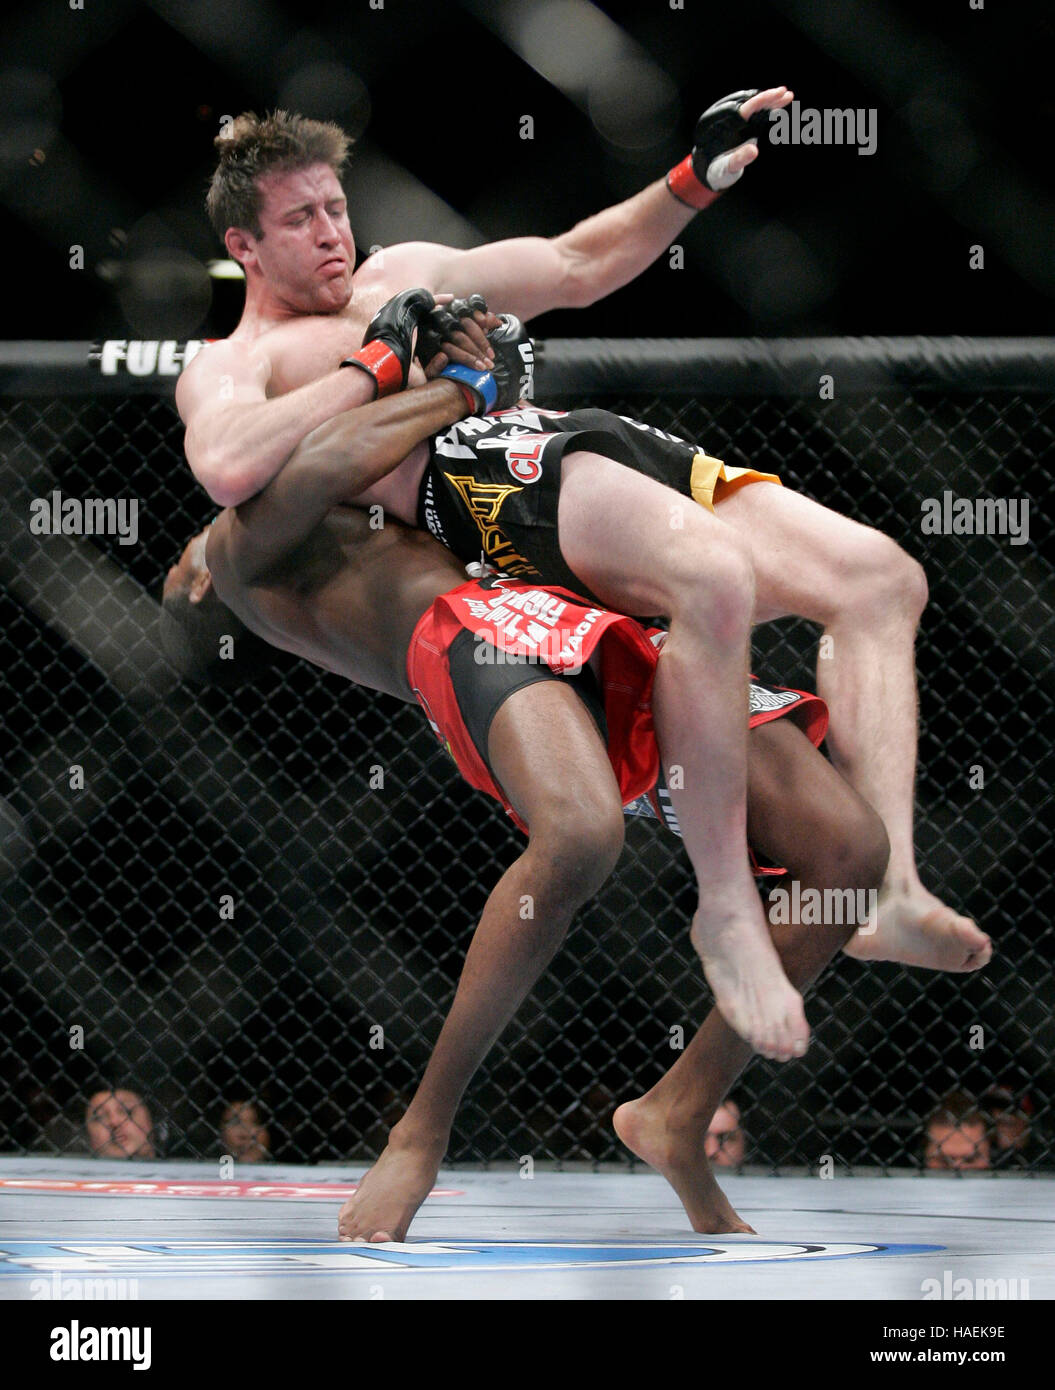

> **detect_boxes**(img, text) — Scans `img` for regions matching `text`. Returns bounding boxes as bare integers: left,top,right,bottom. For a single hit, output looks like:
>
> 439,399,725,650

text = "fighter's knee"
862,808,891,890
871,536,927,617
528,801,625,904
816,799,890,892
895,549,929,618
555,816,625,900
846,800,890,890
840,532,928,621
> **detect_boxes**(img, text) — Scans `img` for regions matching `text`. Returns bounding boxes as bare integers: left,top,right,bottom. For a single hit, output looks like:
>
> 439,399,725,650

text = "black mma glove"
339,287,435,397
667,89,775,208
440,314,534,414
486,314,535,410
416,293,490,370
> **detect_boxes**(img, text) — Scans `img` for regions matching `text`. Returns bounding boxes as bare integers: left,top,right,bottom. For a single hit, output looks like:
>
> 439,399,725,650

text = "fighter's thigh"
487,677,624,845
558,450,747,615
716,482,893,625
747,718,889,885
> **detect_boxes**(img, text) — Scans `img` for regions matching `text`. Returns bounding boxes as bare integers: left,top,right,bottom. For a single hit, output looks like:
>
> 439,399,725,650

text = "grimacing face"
227,162,356,315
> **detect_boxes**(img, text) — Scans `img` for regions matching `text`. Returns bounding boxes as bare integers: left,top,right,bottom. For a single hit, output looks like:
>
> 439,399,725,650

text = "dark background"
2,0,1054,340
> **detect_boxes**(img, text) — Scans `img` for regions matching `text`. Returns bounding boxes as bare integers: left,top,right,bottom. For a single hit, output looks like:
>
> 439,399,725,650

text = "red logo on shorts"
505,436,547,483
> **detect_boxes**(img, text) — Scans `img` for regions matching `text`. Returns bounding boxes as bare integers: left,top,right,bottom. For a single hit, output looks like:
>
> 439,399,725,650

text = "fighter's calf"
746,717,890,937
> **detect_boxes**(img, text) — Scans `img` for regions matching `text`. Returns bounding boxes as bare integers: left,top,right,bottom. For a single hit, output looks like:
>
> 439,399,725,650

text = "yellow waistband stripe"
688,452,783,512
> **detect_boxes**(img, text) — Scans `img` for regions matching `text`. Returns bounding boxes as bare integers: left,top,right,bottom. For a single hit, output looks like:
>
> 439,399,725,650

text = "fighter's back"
209,504,468,701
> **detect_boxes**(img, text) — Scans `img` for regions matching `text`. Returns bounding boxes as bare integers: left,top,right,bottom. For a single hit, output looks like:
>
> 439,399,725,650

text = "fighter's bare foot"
613,1097,755,1234
337,1130,446,1243
844,885,992,972
690,905,809,1061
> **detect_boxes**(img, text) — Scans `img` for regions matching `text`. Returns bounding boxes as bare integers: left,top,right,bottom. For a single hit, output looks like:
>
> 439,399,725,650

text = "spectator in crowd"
924,1090,990,1171
705,1097,746,1168
219,1100,272,1163
981,1086,1032,1167
85,1088,156,1159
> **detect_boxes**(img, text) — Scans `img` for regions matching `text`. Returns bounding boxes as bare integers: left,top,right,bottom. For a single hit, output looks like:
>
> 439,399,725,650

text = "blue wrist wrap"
439,363,497,413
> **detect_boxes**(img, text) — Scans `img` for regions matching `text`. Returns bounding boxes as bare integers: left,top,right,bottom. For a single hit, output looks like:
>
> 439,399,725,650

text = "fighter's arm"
178,292,492,509
370,181,694,322
177,337,376,508
210,378,471,587
367,88,792,321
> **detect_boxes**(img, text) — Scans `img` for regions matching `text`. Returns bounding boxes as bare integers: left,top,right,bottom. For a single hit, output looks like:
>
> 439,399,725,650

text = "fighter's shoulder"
176,335,272,405
353,240,457,291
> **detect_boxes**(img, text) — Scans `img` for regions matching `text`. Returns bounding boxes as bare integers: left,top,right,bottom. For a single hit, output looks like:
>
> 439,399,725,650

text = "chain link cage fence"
0,337,1051,1172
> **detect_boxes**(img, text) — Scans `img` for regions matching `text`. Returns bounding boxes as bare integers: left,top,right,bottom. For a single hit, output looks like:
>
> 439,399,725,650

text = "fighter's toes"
926,908,991,972
754,998,809,1063
960,933,993,972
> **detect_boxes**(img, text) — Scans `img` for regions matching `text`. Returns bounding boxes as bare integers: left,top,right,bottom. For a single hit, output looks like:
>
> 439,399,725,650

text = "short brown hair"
927,1090,987,1132
206,110,352,241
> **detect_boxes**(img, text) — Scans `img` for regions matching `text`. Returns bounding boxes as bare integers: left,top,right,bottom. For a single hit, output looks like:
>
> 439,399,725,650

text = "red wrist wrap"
666,154,711,210
350,340,403,397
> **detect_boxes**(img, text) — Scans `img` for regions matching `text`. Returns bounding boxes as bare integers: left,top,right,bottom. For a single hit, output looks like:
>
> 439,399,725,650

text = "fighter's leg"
339,677,624,1242
615,717,889,1232
715,482,990,971
558,450,807,1061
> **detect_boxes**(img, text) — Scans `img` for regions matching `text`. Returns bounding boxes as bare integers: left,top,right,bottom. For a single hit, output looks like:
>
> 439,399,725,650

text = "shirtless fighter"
163,369,889,1240
177,92,989,1053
